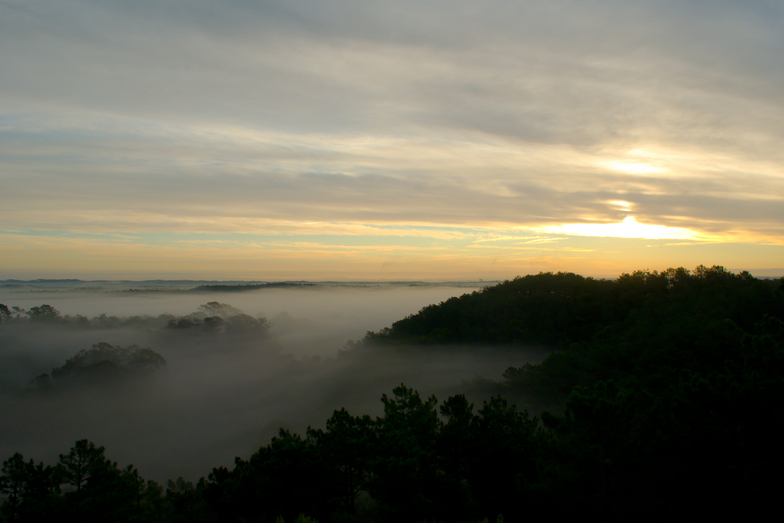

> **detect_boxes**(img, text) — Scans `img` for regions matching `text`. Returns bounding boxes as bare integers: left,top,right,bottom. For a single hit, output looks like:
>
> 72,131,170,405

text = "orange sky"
2,1,783,280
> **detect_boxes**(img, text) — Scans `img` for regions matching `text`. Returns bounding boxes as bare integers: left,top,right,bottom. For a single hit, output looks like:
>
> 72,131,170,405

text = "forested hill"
363,265,783,347
2,266,783,521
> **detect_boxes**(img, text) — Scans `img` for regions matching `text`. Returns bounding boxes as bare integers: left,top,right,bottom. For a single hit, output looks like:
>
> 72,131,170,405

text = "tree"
308,408,375,514
438,394,476,488
0,453,27,520
436,394,478,520
58,440,106,494
379,384,439,449
0,303,11,325
0,453,61,521
228,429,336,522
197,302,242,318
371,384,440,520
50,343,166,381
467,396,539,520
26,304,61,322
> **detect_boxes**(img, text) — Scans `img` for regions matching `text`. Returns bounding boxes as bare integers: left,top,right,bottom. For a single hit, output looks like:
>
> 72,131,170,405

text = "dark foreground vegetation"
2,265,783,522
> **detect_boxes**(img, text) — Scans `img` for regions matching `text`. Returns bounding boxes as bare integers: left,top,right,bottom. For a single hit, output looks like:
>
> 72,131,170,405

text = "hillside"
2,266,783,522
364,266,782,346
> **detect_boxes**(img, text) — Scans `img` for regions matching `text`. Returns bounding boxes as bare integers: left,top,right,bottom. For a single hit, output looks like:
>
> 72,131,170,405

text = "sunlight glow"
544,216,700,240
608,200,632,210
605,162,667,174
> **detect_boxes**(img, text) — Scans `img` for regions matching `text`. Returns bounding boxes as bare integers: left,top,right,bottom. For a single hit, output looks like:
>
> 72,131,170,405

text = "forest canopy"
2,266,783,522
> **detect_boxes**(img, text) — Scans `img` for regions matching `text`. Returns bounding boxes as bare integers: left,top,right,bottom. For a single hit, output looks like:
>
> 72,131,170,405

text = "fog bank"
0,283,546,482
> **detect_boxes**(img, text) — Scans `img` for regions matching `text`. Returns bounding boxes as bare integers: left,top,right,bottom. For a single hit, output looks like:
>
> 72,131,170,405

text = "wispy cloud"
1,0,783,277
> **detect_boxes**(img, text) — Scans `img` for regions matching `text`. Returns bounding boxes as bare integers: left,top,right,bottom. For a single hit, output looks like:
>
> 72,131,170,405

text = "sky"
1,0,783,280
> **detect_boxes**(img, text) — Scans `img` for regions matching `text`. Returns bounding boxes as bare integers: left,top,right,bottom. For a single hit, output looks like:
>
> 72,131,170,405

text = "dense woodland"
1,265,783,522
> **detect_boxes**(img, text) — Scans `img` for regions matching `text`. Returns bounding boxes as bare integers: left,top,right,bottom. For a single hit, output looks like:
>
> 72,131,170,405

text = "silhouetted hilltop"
363,265,783,347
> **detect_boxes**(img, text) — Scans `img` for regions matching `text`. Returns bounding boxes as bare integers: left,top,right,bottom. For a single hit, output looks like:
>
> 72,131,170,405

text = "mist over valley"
4,0,784,519
1,268,782,521
0,280,544,483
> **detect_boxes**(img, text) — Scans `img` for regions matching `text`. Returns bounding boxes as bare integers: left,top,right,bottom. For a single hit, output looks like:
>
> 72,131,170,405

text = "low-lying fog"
0,283,547,482
2,283,489,358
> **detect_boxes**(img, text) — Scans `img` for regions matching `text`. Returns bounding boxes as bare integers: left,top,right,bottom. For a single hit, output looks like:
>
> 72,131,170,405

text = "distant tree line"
0,302,270,336
193,283,316,292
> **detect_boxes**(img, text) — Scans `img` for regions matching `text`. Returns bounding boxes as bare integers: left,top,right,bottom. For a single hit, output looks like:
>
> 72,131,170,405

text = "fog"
1,282,495,358
0,282,547,482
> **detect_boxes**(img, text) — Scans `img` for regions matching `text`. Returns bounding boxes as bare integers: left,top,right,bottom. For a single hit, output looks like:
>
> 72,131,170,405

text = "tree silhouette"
0,453,27,520
27,304,61,322
308,408,375,514
0,304,10,325
58,440,106,494
1,452,61,521
371,384,439,520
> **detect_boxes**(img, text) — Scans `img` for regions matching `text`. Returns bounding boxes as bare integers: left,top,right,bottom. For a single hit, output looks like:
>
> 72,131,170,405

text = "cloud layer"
1,0,783,278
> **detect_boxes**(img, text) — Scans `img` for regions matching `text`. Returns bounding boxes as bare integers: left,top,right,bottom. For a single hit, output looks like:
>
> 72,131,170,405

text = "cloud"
1,0,783,277
543,216,701,241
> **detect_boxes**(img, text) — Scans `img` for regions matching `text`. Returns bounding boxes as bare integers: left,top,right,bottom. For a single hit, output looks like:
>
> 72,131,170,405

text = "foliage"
166,303,270,335
1,388,546,522
362,266,781,348
25,343,168,391
51,342,167,379
2,266,782,521
0,302,269,337
1,452,61,522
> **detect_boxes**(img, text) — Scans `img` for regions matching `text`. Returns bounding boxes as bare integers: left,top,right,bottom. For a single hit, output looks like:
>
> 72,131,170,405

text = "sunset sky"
2,0,783,280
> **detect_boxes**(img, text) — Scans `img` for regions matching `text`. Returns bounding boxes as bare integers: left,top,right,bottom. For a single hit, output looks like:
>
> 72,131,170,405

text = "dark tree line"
355,265,784,520
6,337,782,523
362,265,781,347
1,440,163,523
1,386,541,522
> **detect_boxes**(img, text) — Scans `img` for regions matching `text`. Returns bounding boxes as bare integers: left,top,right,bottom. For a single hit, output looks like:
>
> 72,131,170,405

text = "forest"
1,265,783,522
